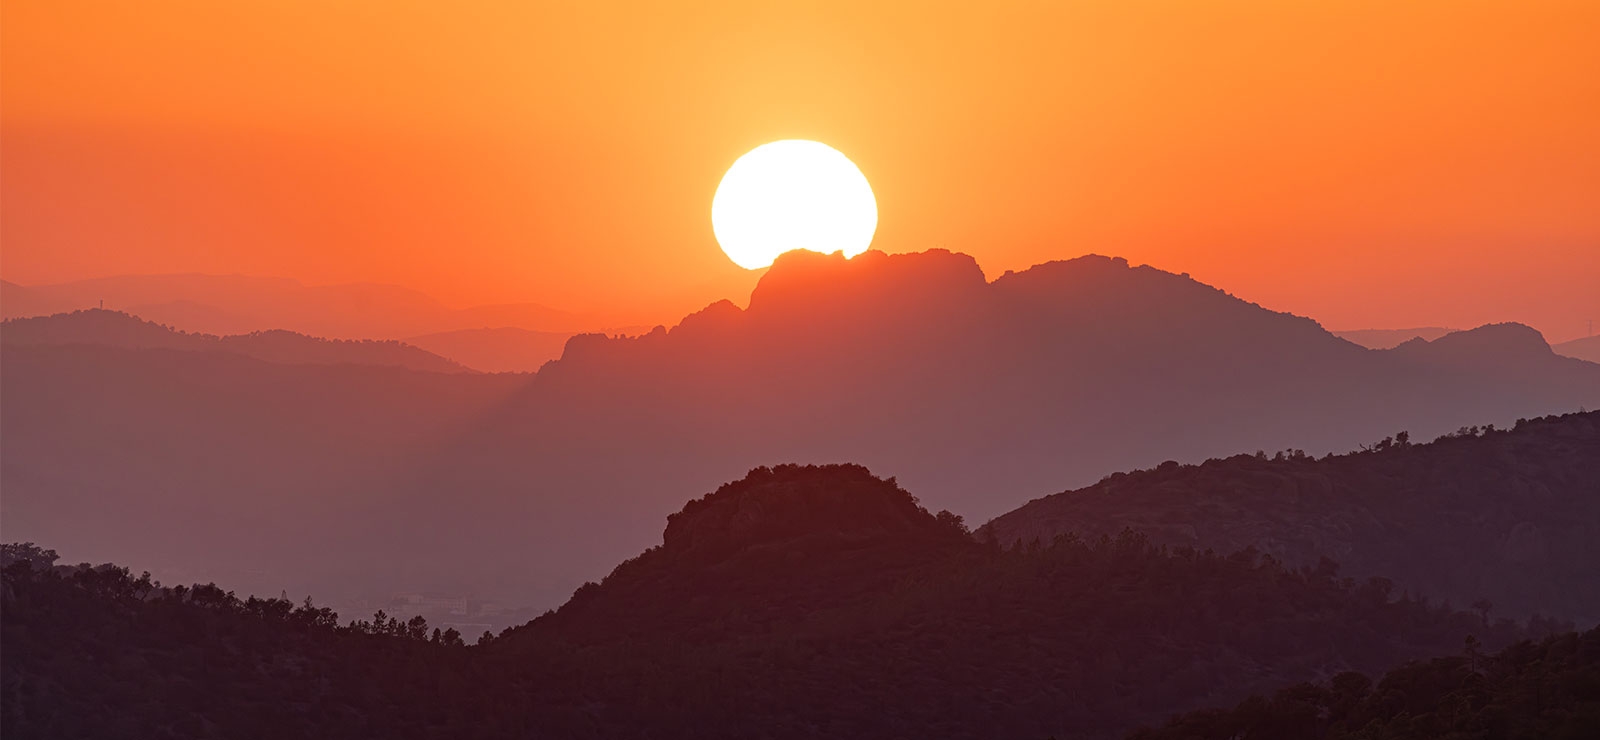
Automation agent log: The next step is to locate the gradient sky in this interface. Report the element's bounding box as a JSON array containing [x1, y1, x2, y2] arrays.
[[3, 1, 1597, 339]]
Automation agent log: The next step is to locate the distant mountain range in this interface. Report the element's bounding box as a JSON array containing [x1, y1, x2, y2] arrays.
[[0, 274, 610, 339], [1554, 334, 1600, 364], [1340, 325, 1600, 364], [2, 310, 471, 374], [1334, 326, 1456, 349], [3, 250, 1597, 612]]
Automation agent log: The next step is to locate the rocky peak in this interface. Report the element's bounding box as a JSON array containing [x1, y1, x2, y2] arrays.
[[745, 249, 987, 321]]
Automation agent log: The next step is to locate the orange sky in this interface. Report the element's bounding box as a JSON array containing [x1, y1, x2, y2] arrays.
[[3, 1, 1598, 340]]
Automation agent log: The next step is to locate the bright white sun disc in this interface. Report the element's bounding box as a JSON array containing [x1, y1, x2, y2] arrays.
[[711, 140, 878, 270]]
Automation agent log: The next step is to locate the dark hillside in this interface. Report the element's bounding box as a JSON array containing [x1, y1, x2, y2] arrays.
[[980, 412, 1600, 623], [492, 465, 1532, 739], [1128, 626, 1600, 739], [0, 465, 1545, 739]]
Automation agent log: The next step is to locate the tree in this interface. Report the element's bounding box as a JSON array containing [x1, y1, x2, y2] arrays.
[[1, 542, 59, 570], [934, 510, 969, 535]]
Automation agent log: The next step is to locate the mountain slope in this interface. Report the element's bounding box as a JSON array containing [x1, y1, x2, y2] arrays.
[[980, 411, 1600, 623], [2, 309, 471, 373]]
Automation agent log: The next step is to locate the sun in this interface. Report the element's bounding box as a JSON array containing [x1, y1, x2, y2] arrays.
[[711, 140, 878, 270]]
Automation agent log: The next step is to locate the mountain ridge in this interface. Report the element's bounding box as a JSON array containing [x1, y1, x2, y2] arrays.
[[2, 309, 472, 374], [5, 248, 1597, 616], [1, 273, 603, 339]]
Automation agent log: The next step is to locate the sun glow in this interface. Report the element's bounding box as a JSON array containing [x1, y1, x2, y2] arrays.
[[711, 140, 878, 270]]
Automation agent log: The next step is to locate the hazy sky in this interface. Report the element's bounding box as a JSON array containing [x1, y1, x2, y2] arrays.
[[3, 1, 1597, 339]]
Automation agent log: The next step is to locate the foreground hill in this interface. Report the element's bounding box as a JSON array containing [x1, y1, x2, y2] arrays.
[[981, 412, 1600, 624], [1130, 626, 1600, 739], [0, 466, 1547, 739], [2, 309, 471, 373], [5, 250, 1598, 612]]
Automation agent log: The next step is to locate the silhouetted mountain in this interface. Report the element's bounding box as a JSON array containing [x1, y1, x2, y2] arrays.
[[2, 309, 471, 373], [1554, 334, 1600, 364], [4, 250, 1597, 613], [1128, 627, 1600, 739], [0, 273, 602, 338], [981, 411, 1600, 624], [1, 466, 1554, 739], [1334, 326, 1455, 349], [406, 326, 577, 373]]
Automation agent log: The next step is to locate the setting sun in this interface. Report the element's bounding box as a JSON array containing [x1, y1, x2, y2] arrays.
[[711, 140, 878, 270]]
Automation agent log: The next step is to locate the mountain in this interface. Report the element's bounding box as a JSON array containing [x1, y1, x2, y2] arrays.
[[1554, 335, 1600, 364], [456, 248, 1597, 550], [0, 273, 603, 338], [406, 327, 579, 373], [1334, 326, 1455, 349], [4, 249, 1598, 613], [0, 466, 1546, 739], [2, 309, 471, 374], [980, 411, 1600, 624]]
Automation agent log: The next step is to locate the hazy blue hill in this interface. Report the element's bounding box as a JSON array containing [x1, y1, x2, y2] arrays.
[[979, 411, 1600, 623], [1, 309, 471, 373]]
